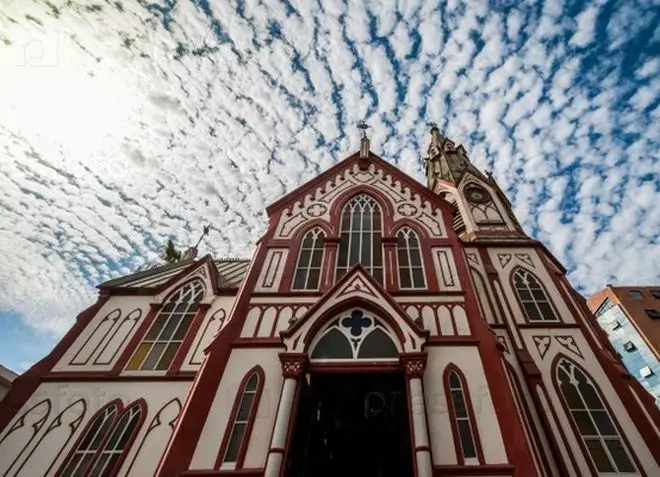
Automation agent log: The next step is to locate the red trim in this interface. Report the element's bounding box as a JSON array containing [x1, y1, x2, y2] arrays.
[[180, 470, 263, 476], [551, 354, 648, 477], [502, 360, 553, 476], [214, 366, 265, 470], [442, 364, 485, 465], [307, 361, 402, 373], [0, 294, 109, 434], [169, 303, 212, 375], [278, 221, 332, 292], [433, 463, 515, 475], [42, 372, 195, 382], [55, 398, 147, 477]]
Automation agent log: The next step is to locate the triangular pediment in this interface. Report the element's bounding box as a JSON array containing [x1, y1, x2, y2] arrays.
[[282, 265, 428, 355], [266, 151, 455, 241]]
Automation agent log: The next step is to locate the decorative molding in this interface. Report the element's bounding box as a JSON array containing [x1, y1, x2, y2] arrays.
[[555, 335, 583, 359], [532, 335, 552, 359], [496, 253, 512, 268], [274, 163, 447, 239], [94, 308, 142, 366], [400, 353, 427, 377], [496, 335, 509, 354], [465, 252, 479, 266], [515, 253, 534, 268], [279, 353, 307, 378]]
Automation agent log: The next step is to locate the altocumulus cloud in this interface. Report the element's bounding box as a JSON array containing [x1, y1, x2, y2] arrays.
[[0, 0, 658, 368]]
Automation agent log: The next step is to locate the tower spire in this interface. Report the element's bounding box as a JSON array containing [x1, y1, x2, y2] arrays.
[[423, 123, 472, 190]]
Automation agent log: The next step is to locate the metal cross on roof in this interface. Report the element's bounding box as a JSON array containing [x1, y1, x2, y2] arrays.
[[357, 121, 370, 138]]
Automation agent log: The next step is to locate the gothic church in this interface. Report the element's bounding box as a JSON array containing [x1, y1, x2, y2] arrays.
[[1, 128, 659, 477]]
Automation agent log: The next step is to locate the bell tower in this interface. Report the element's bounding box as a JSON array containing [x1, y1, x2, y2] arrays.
[[424, 125, 524, 241]]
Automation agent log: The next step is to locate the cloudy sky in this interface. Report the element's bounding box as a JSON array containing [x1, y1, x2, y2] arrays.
[[0, 0, 659, 372]]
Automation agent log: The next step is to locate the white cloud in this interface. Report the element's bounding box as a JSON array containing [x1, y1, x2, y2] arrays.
[[0, 0, 658, 369]]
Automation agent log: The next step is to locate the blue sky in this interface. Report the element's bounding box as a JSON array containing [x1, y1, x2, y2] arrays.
[[0, 0, 659, 373]]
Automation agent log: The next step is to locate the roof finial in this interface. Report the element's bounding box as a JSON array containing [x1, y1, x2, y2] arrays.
[[358, 121, 370, 159], [182, 225, 211, 261]]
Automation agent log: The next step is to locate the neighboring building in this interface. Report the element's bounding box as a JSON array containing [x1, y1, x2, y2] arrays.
[[1, 129, 659, 477], [0, 364, 17, 400], [588, 286, 660, 407]]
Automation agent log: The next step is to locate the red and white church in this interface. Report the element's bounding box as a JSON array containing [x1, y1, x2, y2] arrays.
[[1, 128, 659, 477]]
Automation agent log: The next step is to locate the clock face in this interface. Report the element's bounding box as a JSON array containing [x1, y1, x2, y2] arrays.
[[466, 186, 490, 203]]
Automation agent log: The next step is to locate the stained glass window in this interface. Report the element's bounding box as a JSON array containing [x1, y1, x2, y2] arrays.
[[59, 402, 142, 477], [293, 228, 325, 290], [396, 227, 425, 289], [447, 370, 478, 462], [513, 269, 558, 322], [557, 359, 635, 473], [126, 279, 205, 371], [336, 194, 383, 284], [223, 371, 262, 464]]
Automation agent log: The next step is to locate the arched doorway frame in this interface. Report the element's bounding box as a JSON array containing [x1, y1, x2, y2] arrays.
[[264, 302, 432, 477]]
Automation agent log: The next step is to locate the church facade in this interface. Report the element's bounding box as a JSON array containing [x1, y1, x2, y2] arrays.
[[1, 129, 659, 477]]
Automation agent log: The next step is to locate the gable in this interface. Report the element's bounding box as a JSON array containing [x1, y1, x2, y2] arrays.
[[282, 267, 428, 355], [268, 152, 454, 240]]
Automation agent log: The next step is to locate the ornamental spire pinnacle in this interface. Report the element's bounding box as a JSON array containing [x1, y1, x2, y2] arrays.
[[357, 121, 370, 159]]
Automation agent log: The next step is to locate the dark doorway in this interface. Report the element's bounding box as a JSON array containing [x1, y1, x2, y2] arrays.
[[286, 372, 413, 477]]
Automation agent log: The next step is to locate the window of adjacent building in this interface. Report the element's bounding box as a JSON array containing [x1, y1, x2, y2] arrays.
[[512, 269, 558, 322], [610, 320, 622, 331], [594, 298, 613, 317], [645, 309, 660, 320], [446, 370, 479, 463], [651, 290, 660, 299], [292, 228, 325, 290], [623, 341, 637, 352], [59, 402, 142, 477], [629, 290, 643, 300], [556, 358, 635, 474], [396, 227, 425, 289], [640, 366, 654, 379], [222, 370, 262, 464], [336, 194, 383, 284], [126, 279, 205, 371]]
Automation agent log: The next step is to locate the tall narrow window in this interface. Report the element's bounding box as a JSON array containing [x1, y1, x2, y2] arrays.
[[221, 369, 263, 466], [396, 227, 425, 289], [557, 358, 635, 473], [126, 280, 205, 371], [336, 194, 383, 283], [446, 369, 479, 463], [59, 401, 143, 477], [513, 269, 558, 322], [293, 228, 325, 290]]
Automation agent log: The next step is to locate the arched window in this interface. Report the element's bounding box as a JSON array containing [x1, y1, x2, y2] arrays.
[[310, 310, 398, 360], [59, 401, 143, 477], [396, 227, 425, 289], [513, 269, 558, 322], [446, 369, 480, 464], [220, 368, 263, 466], [293, 228, 325, 290], [336, 194, 383, 284], [126, 279, 205, 371], [556, 358, 635, 473]]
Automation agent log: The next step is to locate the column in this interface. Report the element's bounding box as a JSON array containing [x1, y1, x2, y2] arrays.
[[402, 354, 433, 477], [264, 353, 306, 477]]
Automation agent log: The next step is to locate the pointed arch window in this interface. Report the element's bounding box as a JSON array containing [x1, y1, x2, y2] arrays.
[[336, 194, 383, 284], [556, 359, 635, 474], [59, 401, 143, 477], [293, 228, 325, 290], [446, 369, 481, 464], [396, 227, 425, 289], [220, 368, 264, 466], [126, 279, 205, 371], [513, 269, 558, 322]]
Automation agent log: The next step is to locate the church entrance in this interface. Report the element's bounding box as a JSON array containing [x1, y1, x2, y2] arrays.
[[286, 371, 414, 477]]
